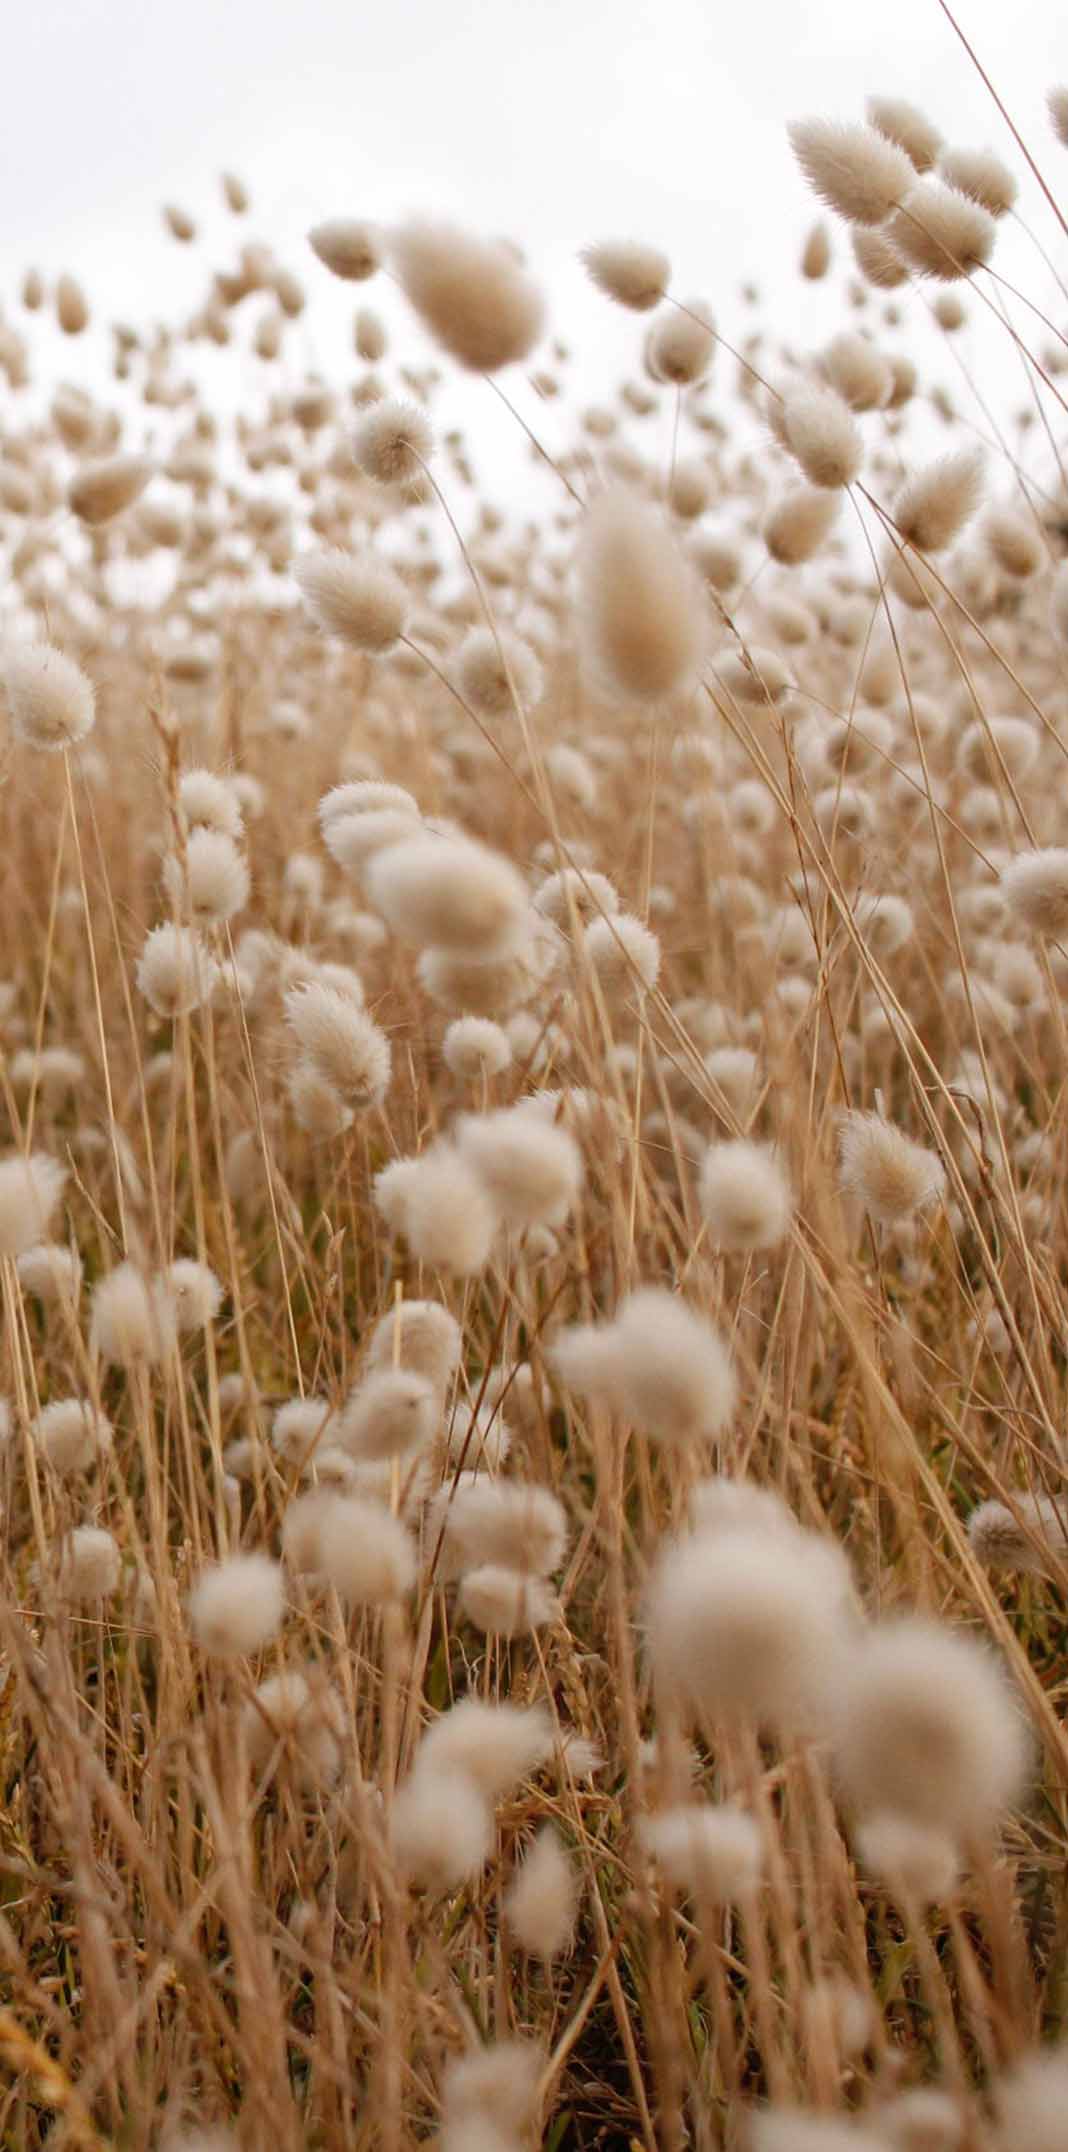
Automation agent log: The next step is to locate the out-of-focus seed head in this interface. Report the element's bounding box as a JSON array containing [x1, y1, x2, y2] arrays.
[[574, 490, 705, 704], [0, 1153, 66, 1256], [390, 218, 545, 372], [582, 239, 671, 311], [187, 1553, 285, 1657], [295, 548, 408, 651], [308, 219, 381, 281]]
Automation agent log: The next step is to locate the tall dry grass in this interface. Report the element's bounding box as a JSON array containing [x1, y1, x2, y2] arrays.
[[2, 39, 1068, 2152]]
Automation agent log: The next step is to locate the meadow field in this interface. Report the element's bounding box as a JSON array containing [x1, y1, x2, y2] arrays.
[[2, 51, 1068, 2152]]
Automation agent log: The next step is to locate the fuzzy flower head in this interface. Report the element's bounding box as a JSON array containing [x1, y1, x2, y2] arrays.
[[164, 828, 249, 925], [699, 1140, 793, 1252], [575, 489, 705, 704], [831, 1617, 1029, 1842], [582, 238, 671, 311], [136, 924, 219, 1018], [68, 452, 151, 526], [552, 1287, 736, 1447], [352, 398, 433, 486], [455, 626, 543, 717], [390, 217, 545, 372], [646, 1518, 853, 1736], [0, 1152, 66, 1256], [365, 835, 528, 960], [285, 981, 391, 1108], [365, 1299, 461, 1393], [3, 643, 95, 752], [503, 1824, 577, 1959], [90, 1262, 176, 1367], [788, 117, 914, 225], [1001, 849, 1068, 938], [295, 548, 408, 651], [640, 1802, 764, 1903], [838, 1110, 945, 1227], [187, 1553, 285, 1657], [455, 1103, 583, 1230]]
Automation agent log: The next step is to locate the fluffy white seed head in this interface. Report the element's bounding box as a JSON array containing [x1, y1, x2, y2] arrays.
[[984, 507, 1046, 580], [992, 2049, 1068, 2152], [390, 218, 545, 372], [295, 548, 408, 650], [337, 1368, 438, 1463], [58, 1526, 121, 1602], [90, 1263, 176, 1366], [838, 1110, 945, 1226], [187, 1553, 285, 1657], [68, 452, 151, 526], [313, 1494, 416, 1604], [504, 1825, 577, 1958], [456, 1104, 583, 1229], [455, 627, 543, 717], [939, 145, 1018, 217], [442, 1016, 512, 1081], [242, 1669, 344, 1789], [0, 1153, 66, 1256], [875, 2088, 964, 2152], [32, 1398, 112, 1475], [365, 1299, 461, 1392], [285, 982, 391, 1108], [1049, 89, 1068, 150], [575, 490, 705, 704], [352, 398, 433, 485], [867, 96, 942, 172], [582, 239, 671, 311], [308, 218, 381, 279], [832, 1618, 1028, 1840], [968, 1495, 1068, 1578], [166, 1259, 223, 1333], [582, 912, 661, 996], [889, 180, 996, 279], [3, 643, 95, 751], [640, 1803, 764, 1901], [441, 2041, 543, 2140], [459, 1564, 557, 1636], [781, 380, 862, 488], [164, 828, 249, 924], [855, 1813, 960, 1902], [178, 767, 245, 840], [764, 485, 840, 564], [17, 1241, 82, 1306], [136, 923, 219, 1017], [552, 1287, 736, 1447], [374, 1144, 499, 1275], [699, 1141, 793, 1252], [788, 118, 915, 225], [819, 330, 893, 411], [646, 300, 715, 385], [428, 1476, 567, 1582], [647, 1520, 852, 1735], [533, 866, 620, 929], [417, 1698, 553, 1798], [444, 1397, 512, 1470], [272, 1396, 335, 1467], [365, 835, 528, 958], [319, 778, 419, 830], [391, 1767, 494, 1891], [893, 449, 984, 552]]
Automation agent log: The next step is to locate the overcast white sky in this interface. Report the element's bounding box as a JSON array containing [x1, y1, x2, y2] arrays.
[[3, 0, 1064, 287], [1, 0, 1066, 526]]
